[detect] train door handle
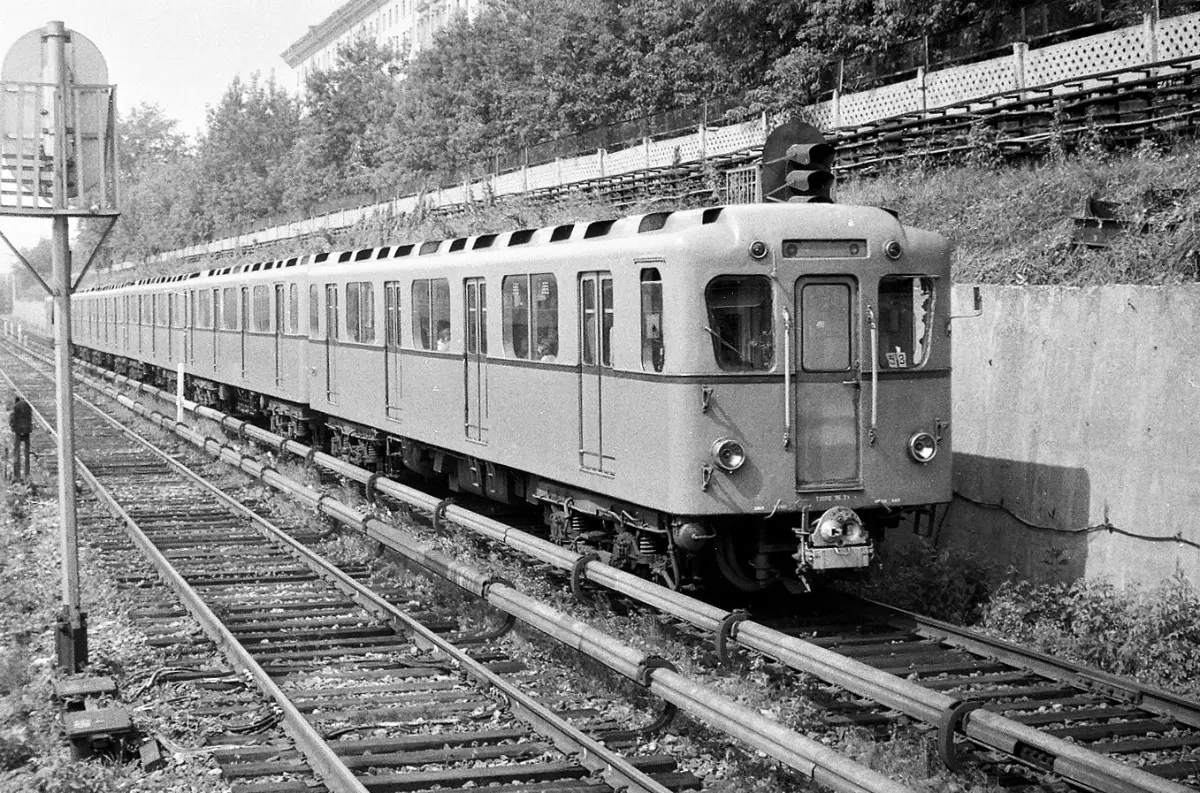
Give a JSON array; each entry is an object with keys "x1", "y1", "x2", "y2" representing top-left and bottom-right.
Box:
[{"x1": 841, "y1": 380, "x2": 861, "y2": 389}]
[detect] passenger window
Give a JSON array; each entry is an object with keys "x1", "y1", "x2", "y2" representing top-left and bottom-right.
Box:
[
  {"x1": 288, "y1": 284, "x2": 299, "y2": 334},
  {"x1": 502, "y1": 274, "x2": 557, "y2": 361},
  {"x1": 704, "y1": 276, "x2": 773, "y2": 371},
  {"x1": 252, "y1": 285, "x2": 270, "y2": 332},
  {"x1": 640, "y1": 268, "x2": 664, "y2": 372},
  {"x1": 222, "y1": 287, "x2": 239, "y2": 330},
  {"x1": 878, "y1": 276, "x2": 934, "y2": 368},
  {"x1": 413, "y1": 278, "x2": 452, "y2": 350},
  {"x1": 346, "y1": 282, "x2": 375, "y2": 343}
]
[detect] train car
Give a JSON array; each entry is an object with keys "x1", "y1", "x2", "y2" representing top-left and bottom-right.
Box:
[{"x1": 74, "y1": 202, "x2": 952, "y2": 593}]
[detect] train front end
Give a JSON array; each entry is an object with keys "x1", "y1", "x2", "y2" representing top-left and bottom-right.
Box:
[{"x1": 666, "y1": 203, "x2": 953, "y2": 591}]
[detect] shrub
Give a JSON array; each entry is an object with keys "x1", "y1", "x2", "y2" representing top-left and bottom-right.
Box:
[
  {"x1": 980, "y1": 575, "x2": 1200, "y2": 697},
  {"x1": 848, "y1": 539, "x2": 998, "y2": 625}
]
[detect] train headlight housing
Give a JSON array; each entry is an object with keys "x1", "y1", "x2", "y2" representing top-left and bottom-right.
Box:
[
  {"x1": 748, "y1": 240, "x2": 769, "y2": 260},
  {"x1": 908, "y1": 431, "x2": 938, "y2": 463},
  {"x1": 711, "y1": 438, "x2": 747, "y2": 472}
]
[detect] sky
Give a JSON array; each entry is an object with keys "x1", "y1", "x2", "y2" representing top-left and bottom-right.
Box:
[{"x1": 0, "y1": 0, "x2": 349, "y2": 266}]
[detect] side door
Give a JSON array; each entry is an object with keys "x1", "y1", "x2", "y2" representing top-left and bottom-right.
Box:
[
  {"x1": 463, "y1": 277, "x2": 487, "y2": 442},
  {"x1": 384, "y1": 281, "x2": 402, "y2": 420},
  {"x1": 239, "y1": 286, "x2": 249, "y2": 380},
  {"x1": 794, "y1": 276, "x2": 862, "y2": 490},
  {"x1": 578, "y1": 271, "x2": 614, "y2": 473},
  {"x1": 324, "y1": 284, "x2": 339, "y2": 402},
  {"x1": 211, "y1": 288, "x2": 220, "y2": 373},
  {"x1": 274, "y1": 283, "x2": 285, "y2": 388}
]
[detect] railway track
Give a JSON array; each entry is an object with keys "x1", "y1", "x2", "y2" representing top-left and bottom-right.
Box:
[
  {"x1": 6, "y1": 333, "x2": 1200, "y2": 792},
  {"x1": 0, "y1": 346, "x2": 703, "y2": 793},
  {"x1": 760, "y1": 598, "x2": 1200, "y2": 787}
]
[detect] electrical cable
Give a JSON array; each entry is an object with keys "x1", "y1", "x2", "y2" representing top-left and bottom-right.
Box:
[{"x1": 952, "y1": 489, "x2": 1200, "y2": 551}]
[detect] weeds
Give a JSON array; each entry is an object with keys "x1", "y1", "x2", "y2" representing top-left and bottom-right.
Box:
[
  {"x1": 980, "y1": 575, "x2": 1200, "y2": 697},
  {"x1": 847, "y1": 539, "x2": 998, "y2": 625}
]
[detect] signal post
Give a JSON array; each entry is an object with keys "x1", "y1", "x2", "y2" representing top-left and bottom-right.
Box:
[{"x1": 0, "y1": 22, "x2": 120, "y2": 672}]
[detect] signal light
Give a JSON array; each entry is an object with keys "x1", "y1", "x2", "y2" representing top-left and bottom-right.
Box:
[{"x1": 760, "y1": 121, "x2": 836, "y2": 204}]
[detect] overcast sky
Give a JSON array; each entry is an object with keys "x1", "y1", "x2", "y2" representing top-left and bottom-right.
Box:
[{"x1": 1, "y1": 0, "x2": 348, "y2": 260}]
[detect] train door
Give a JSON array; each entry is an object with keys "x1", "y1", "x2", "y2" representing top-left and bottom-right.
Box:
[
  {"x1": 210, "y1": 288, "x2": 219, "y2": 372},
  {"x1": 324, "y1": 284, "x2": 338, "y2": 402},
  {"x1": 167, "y1": 292, "x2": 175, "y2": 362},
  {"x1": 239, "y1": 287, "x2": 249, "y2": 380},
  {"x1": 464, "y1": 278, "x2": 487, "y2": 442},
  {"x1": 187, "y1": 291, "x2": 195, "y2": 366},
  {"x1": 274, "y1": 284, "x2": 285, "y2": 387},
  {"x1": 384, "y1": 281, "x2": 402, "y2": 420},
  {"x1": 794, "y1": 276, "x2": 862, "y2": 490},
  {"x1": 578, "y1": 271, "x2": 614, "y2": 473}
]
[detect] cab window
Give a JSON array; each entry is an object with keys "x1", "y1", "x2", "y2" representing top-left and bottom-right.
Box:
[
  {"x1": 704, "y1": 276, "x2": 773, "y2": 371},
  {"x1": 640, "y1": 268, "x2": 664, "y2": 372},
  {"x1": 878, "y1": 276, "x2": 934, "y2": 368}
]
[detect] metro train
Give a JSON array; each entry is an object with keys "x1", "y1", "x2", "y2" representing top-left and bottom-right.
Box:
[{"x1": 70, "y1": 202, "x2": 953, "y2": 592}]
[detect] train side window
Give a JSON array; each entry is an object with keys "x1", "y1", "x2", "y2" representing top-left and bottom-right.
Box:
[
  {"x1": 704, "y1": 276, "x2": 774, "y2": 371},
  {"x1": 222, "y1": 287, "x2": 239, "y2": 330},
  {"x1": 412, "y1": 278, "x2": 451, "y2": 350},
  {"x1": 502, "y1": 273, "x2": 557, "y2": 361},
  {"x1": 346, "y1": 282, "x2": 375, "y2": 343},
  {"x1": 309, "y1": 284, "x2": 320, "y2": 335},
  {"x1": 878, "y1": 276, "x2": 934, "y2": 368},
  {"x1": 640, "y1": 268, "x2": 664, "y2": 372},
  {"x1": 252, "y1": 285, "x2": 270, "y2": 332},
  {"x1": 288, "y1": 284, "x2": 299, "y2": 334}
]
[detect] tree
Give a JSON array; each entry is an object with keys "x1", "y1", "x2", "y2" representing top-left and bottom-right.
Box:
[
  {"x1": 199, "y1": 74, "x2": 301, "y2": 232},
  {"x1": 118, "y1": 103, "x2": 190, "y2": 179}
]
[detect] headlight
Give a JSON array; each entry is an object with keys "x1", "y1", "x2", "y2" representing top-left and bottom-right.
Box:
[
  {"x1": 711, "y1": 438, "x2": 747, "y2": 472},
  {"x1": 908, "y1": 431, "x2": 938, "y2": 463}
]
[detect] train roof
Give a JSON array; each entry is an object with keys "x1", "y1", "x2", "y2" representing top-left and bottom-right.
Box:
[{"x1": 81, "y1": 203, "x2": 914, "y2": 294}]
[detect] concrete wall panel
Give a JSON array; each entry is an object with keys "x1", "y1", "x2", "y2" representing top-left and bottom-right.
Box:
[{"x1": 930, "y1": 285, "x2": 1200, "y2": 585}]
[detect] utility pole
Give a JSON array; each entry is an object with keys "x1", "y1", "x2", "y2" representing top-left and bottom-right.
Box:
[{"x1": 0, "y1": 21, "x2": 120, "y2": 672}]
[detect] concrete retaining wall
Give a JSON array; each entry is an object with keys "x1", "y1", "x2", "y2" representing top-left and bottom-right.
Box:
[{"x1": 921, "y1": 285, "x2": 1200, "y2": 586}]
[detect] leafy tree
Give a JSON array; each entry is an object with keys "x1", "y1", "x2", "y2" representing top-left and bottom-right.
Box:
[
  {"x1": 199, "y1": 74, "x2": 301, "y2": 232},
  {"x1": 117, "y1": 103, "x2": 190, "y2": 179}
]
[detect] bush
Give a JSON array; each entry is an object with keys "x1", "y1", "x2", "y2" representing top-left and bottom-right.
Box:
[
  {"x1": 980, "y1": 575, "x2": 1200, "y2": 697},
  {"x1": 848, "y1": 539, "x2": 997, "y2": 625}
]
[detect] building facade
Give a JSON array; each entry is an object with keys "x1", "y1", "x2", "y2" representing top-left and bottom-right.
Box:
[{"x1": 281, "y1": 0, "x2": 480, "y2": 92}]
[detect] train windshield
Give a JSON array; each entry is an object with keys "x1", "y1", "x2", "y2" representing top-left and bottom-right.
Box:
[
  {"x1": 705, "y1": 276, "x2": 774, "y2": 371},
  {"x1": 877, "y1": 276, "x2": 934, "y2": 368}
]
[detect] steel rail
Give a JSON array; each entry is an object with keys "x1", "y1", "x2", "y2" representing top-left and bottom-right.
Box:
[
  {"x1": 64, "y1": 353, "x2": 1199, "y2": 793},
  {"x1": 0, "y1": 366, "x2": 370, "y2": 793},
  {"x1": 81, "y1": 398, "x2": 677, "y2": 793},
  {"x1": 17, "y1": 355, "x2": 925, "y2": 793},
  {"x1": 844, "y1": 595, "x2": 1200, "y2": 730}
]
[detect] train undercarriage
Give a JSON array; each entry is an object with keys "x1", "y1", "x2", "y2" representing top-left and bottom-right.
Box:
[{"x1": 84, "y1": 353, "x2": 920, "y2": 593}]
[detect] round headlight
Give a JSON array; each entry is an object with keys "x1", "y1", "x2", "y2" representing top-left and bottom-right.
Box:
[
  {"x1": 884, "y1": 239, "x2": 903, "y2": 259},
  {"x1": 748, "y1": 240, "x2": 768, "y2": 260},
  {"x1": 908, "y1": 431, "x2": 938, "y2": 463},
  {"x1": 711, "y1": 438, "x2": 747, "y2": 472}
]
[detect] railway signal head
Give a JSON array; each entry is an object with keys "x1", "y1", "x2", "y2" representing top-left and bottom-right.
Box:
[
  {"x1": 760, "y1": 121, "x2": 836, "y2": 204},
  {"x1": 783, "y1": 141, "x2": 835, "y2": 203}
]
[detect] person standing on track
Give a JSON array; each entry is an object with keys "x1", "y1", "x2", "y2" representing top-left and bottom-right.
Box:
[{"x1": 9, "y1": 396, "x2": 31, "y2": 482}]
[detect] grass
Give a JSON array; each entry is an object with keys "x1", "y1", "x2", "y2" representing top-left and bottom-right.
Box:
[{"x1": 840, "y1": 135, "x2": 1200, "y2": 285}]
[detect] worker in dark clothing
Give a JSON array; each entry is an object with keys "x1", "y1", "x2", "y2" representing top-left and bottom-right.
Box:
[{"x1": 9, "y1": 396, "x2": 31, "y2": 482}]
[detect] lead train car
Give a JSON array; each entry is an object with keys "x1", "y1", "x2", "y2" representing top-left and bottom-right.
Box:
[{"x1": 73, "y1": 204, "x2": 952, "y2": 592}]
